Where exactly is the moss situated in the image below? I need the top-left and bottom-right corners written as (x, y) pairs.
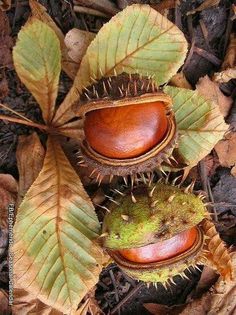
top-left (103, 183), bottom-right (206, 249)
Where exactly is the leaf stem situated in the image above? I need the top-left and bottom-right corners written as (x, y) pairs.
top-left (0, 114), bottom-right (49, 131)
top-left (0, 103), bottom-right (34, 123)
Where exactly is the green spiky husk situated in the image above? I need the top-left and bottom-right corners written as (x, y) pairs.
top-left (103, 183), bottom-right (206, 249)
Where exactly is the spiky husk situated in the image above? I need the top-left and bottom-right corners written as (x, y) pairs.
top-left (102, 183), bottom-right (206, 249)
top-left (198, 218), bottom-right (233, 281)
top-left (102, 183), bottom-right (233, 284)
top-left (107, 226), bottom-right (205, 283)
top-left (78, 73), bottom-right (177, 177)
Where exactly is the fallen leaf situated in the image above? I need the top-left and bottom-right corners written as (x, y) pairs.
top-left (222, 33), bottom-right (236, 70)
top-left (214, 33), bottom-right (236, 83)
top-left (144, 303), bottom-right (185, 315)
top-left (215, 131), bottom-right (236, 176)
top-left (16, 133), bottom-right (45, 206)
top-left (29, 0), bottom-right (79, 79)
top-left (214, 68), bottom-right (236, 83)
top-left (13, 136), bottom-right (107, 313)
top-left (77, 287), bottom-right (104, 315)
top-left (194, 266), bottom-right (218, 297)
top-left (53, 4), bottom-right (188, 126)
top-left (0, 11), bottom-right (13, 67)
top-left (151, 0), bottom-right (178, 15)
top-left (179, 250), bottom-right (236, 315)
top-left (170, 71), bottom-right (192, 89)
top-left (0, 289), bottom-right (11, 315)
top-left (0, 0), bottom-right (11, 11)
top-left (12, 288), bottom-right (63, 315)
top-left (164, 86), bottom-right (228, 169)
top-left (0, 174), bottom-right (18, 229)
top-left (13, 18), bottom-right (61, 124)
top-left (196, 75), bottom-right (233, 117)
top-left (64, 28), bottom-right (95, 64)
top-left (187, 0), bottom-right (220, 16)
top-left (74, 0), bottom-right (119, 16)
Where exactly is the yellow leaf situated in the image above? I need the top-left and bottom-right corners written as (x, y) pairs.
top-left (13, 137), bottom-right (105, 314)
top-left (29, 0), bottom-right (79, 80)
top-left (53, 4), bottom-right (187, 126)
top-left (13, 18), bottom-right (61, 124)
top-left (16, 133), bottom-right (45, 206)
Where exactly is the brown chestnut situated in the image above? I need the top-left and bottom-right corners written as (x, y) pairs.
top-left (84, 101), bottom-right (168, 159)
top-left (117, 227), bottom-right (198, 263)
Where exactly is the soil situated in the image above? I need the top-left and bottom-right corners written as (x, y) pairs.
top-left (0, 0), bottom-right (236, 314)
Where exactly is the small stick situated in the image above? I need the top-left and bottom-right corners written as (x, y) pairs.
top-left (193, 46), bottom-right (222, 66)
top-left (0, 115), bottom-right (49, 131)
top-left (109, 270), bottom-right (119, 303)
top-left (111, 282), bottom-right (144, 314)
top-left (74, 5), bottom-right (109, 18)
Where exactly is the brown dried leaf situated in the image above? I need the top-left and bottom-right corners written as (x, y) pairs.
top-left (64, 28), bottom-right (95, 64)
top-left (0, 289), bottom-right (11, 315)
top-left (222, 33), bottom-right (236, 70)
top-left (194, 266), bottom-right (218, 297)
top-left (29, 0), bottom-right (78, 79)
top-left (215, 131), bottom-right (236, 176)
top-left (74, 0), bottom-right (119, 16)
top-left (214, 68), bottom-right (236, 83)
top-left (12, 288), bottom-right (63, 315)
top-left (179, 251), bottom-right (236, 315)
top-left (169, 71), bottom-right (192, 89)
top-left (151, 0), bottom-right (178, 15)
top-left (16, 133), bottom-right (45, 206)
top-left (214, 33), bottom-right (236, 83)
top-left (0, 11), bottom-right (13, 67)
top-left (0, 0), bottom-right (11, 11)
top-left (0, 174), bottom-right (17, 229)
top-left (144, 303), bottom-right (184, 315)
top-left (187, 0), bottom-right (220, 16)
top-left (196, 75), bottom-right (233, 117)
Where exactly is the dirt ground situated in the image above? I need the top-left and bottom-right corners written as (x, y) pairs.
top-left (0, 0), bottom-right (236, 314)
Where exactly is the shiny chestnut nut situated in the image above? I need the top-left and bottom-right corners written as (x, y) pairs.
top-left (78, 73), bottom-right (177, 179)
top-left (101, 182), bottom-right (233, 285)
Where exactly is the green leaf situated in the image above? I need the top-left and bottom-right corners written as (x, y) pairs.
top-left (13, 137), bottom-right (106, 314)
top-left (164, 86), bottom-right (228, 168)
top-left (29, 0), bottom-right (79, 80)
top-left (13, 18), bottom-right (61, 124)
top-left (53, 4), bottom-right (188, 126)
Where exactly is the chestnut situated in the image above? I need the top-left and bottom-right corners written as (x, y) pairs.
top-left (101, 182), bottom-right (232, 285)
top-left (78, 73), bottom-right (177, 178)
top-left (117, 227), bottom-right (198, 263)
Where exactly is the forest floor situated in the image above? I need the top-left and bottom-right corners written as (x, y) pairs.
top-left (0, 0), bottom-right (236, 314)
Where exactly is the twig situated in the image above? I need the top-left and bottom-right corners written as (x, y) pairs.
top-left (0, 103), bottom-right (33, 123)
top-left (0, 114), bottom-right (49, 131)
top-left (199, 160), bottom-right (218, 221)
top-left (74, 5), bottom-right (109, 18)
top-left (193, 46), bottom-right (222, 66)
top-left (111, 282), bottom-right (144, 314)
top-left (109, 270), bottom-right (119, 303)
top-left (175, 0), bottom-right (182, 31)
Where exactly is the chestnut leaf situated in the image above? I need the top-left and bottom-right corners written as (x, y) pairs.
top-left (13, 137), bottom-right (106, 314)
top-left (53, 4), bottom-right (188, 126)
top-left (164, 86), bottom-right (228, 169)
top-left (13, 18), bottom-right (61, 124)
top-left (29, 0), bottom-right (79, 80)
